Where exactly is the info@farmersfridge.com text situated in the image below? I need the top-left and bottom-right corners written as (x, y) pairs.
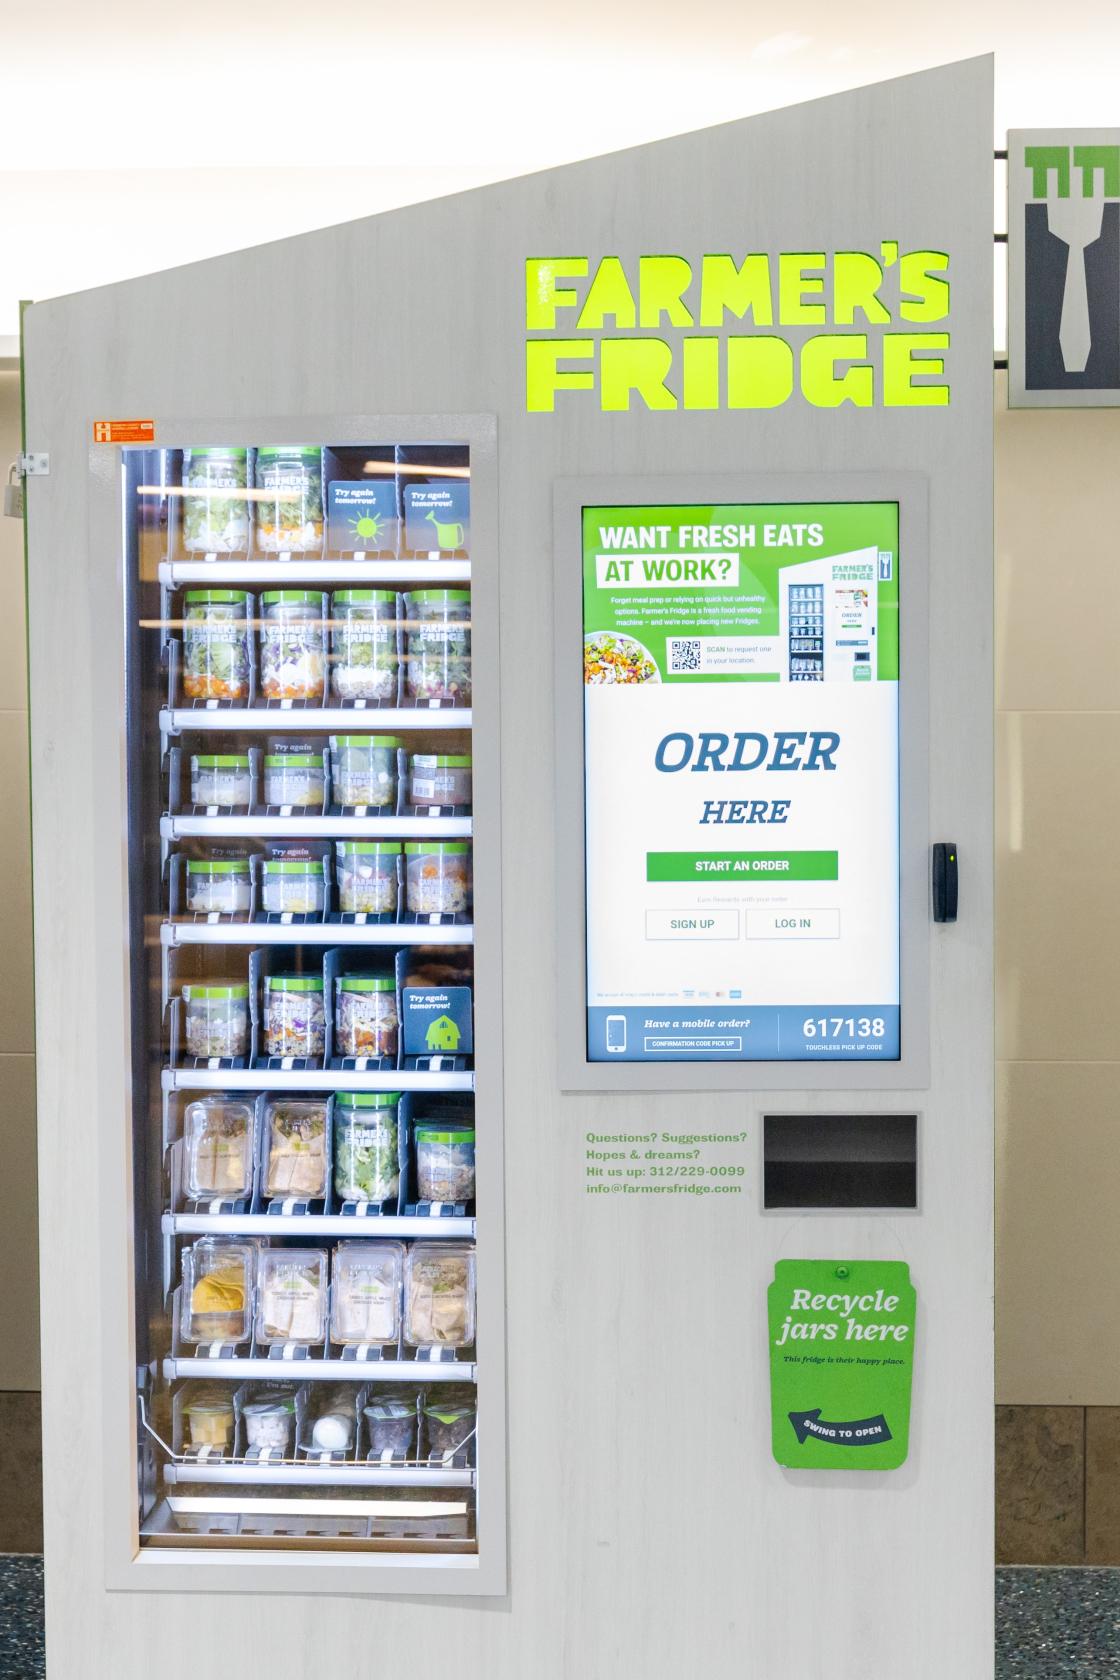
top-left (585, 1130), bottom-right (747, 1196)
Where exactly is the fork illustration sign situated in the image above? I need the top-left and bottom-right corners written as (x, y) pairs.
top-left (1009, 130), bottom-right (1120, 407)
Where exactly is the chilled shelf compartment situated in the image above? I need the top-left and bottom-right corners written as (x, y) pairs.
top-left (163, 815), bottom-right (471, 839)
top-left (161, 561), bottom-right (472, 587)
top-left (141, 1496), bottom-right (476, 1552)
top-left (163, 706), bottom-right (471, 733)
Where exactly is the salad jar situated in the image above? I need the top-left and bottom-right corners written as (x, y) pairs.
top-left (335, 841), bottom-right (400, 916)
top-left (415, 1127), bottom-right (476, 1205)
top-left (183, 982), bottom-right (249, 1061)
top-left (184, 1397), bottom-right (235, 1450)
top-left (329, 735), bottom-right (401, 809)
top-left (331, 1241), bottom-right (404, 1345)
top-left (264, 974), bottom-right (326, 1060)
top-left (182, 448), bottom-right (250, 554)
top-left (184, 1098), bottom-right (255, 1201)
top-left (335, 976), bottom-right (398, 1060)
top-left (242, 1400), bottom-right (295, 1454)
top-left (261, 858), bottom-right (326, 917)
top-left (331, 590), bottom-right (399, 703)
top-left (259, 591), bottom-right (326, 701)
top-left (405, 841), bottom-right (472, 917)
top-left (190, 754), bottom-right (251, 810)
top-left (185, 858), bottom-right (251, 916)
top-left (181, 589), bottom-right (251, 702)
top-left (410, 753), bottom-right (472, 810)
top-left (264, 1099), bottom-right (329, 1199)
top-left (404, 589), bottom-right (471, 705)
top-left (254, 446), bottom-right (324, 554)
top-left (333, 1093), bottom-right (400, 1204)
top-left (364, 1394), bottom-right (416, 1459)
top-left (256, 1248), bottom-right (328, 1346)
top-left (263, 752), bottom-right (325, 809)
top-left (181, 1238), bottom-right (254, 1344)
top-left (423, 1402), bottom-right (476, 1459)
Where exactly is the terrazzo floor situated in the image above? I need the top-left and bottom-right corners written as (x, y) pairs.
top-left (0, 1559), bottom-right (1117, 1677)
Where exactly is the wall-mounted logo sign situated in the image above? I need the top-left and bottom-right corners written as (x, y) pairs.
top-left (1008, 130), bottom-right (1120, 407)
top-left (768, 1258), bottom-right (916, 1470)
top-left (525, 250), bottom-right (951, 412)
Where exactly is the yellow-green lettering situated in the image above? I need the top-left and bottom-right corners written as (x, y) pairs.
top-left (637, 256), bottom-right (694, 328)
top-left (778, 254), bottom-right (826, 325)
top-left (577, 258), bottom-right (637, 329)
top-left (899, 252), bottom-right (950, 323)
top-left (525, 258), bottom-right (588, 329)
top-left (726, 336), bottom-right (794, 409)
top-left (525, 340), bottom-right (595, 412)
top-left (698, 255), bottom-right (773, 326)
top-left (833, 253), bottom-right (891, 325)
top-left (883, 332), bottom-right (950, 406)
top-left (801, 335), bottom-right (873, 407)
top-left (682, 337), bottom-right (720, 409)
top-left (600, 339), bottom-right (677, 411)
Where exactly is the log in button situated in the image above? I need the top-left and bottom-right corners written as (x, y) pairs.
top-left (746, 909), bottom-right (841, 940)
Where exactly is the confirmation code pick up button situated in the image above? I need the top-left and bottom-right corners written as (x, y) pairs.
top-left (646, 851), bottom-right (839, 882)
top-left (645, 909), bottom-right (740, 940)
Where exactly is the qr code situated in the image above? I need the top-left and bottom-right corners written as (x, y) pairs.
top-left (668, 637), bottom-right (703, 673)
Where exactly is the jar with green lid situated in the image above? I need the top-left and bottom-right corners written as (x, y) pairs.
top-left (182, 448), bottom-right (249, 553)
top-left (182, 589), bottom-right (251, 702)
top-left (404, 589), bottom-right (471, 705)
top-left (264, 974), bottom-right (326, 1060)
top-left (185, 857), bottom-right (251, 916)
top-left (415, 1128), bottom-right (476, 1204)
top-left (331, 590), bottom-right (399, 703)
top-left (423, 1402), bottom-right (476, 1459)
top-left (182, 982), bottom-right (249, 1061)
top-left (335, 841), bottom-right (400, 916)
top-left (261, 857), bottom-right (326, 917)
top-left (259, 591), bottom-right (326, 701)
top-left (363, 1393), bottom-right (416, 1459)
top-left (254, 446), bottom-right (324, 553)
top-left (190, 754), bottom-right (251, 810)
top-left (335, 975), bottom-right (398, 1060)
top-left (405, 841), bottom-right (471, 917)
top-left (263, 752), bottom-right (325, 809)
top-left (333, 1092), bottom-right (400, 1203)
top-left (410, 753), bottom-right (472, 810)
top-left (329, 735), bottom-right (401, 809)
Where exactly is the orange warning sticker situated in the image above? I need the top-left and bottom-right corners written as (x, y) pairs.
top-left (92, 419), bottom-right (155, 444)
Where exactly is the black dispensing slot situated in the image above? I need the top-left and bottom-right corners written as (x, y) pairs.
top-left (763, 1114), bottom-right (917, 1210)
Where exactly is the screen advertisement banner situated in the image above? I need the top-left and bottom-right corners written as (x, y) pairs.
top-left (582, 501), bottom-right (900, 1063)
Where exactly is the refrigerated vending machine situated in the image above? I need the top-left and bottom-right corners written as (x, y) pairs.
top-left (22, 55), bottom-right (994, 1680)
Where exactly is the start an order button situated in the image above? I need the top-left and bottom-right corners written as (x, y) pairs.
top-left (646, 909), bottom-right (741, 940)
top-left (746, 909), bottom-right (841, 940)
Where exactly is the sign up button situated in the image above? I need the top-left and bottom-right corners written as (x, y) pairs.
top-left (746, 909), bottom-right (841, 940)
top-left (646, 909), bottom-right (740, 940)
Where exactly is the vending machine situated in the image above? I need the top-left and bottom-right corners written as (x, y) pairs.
top-left (21, 54), bottom-right (994, 1680)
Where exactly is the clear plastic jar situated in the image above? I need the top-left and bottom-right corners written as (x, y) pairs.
top-left (261, 859), bottom-right (326, 917)
top-left (333, 1093), bottom-right (400, 1203)
top-left (259, 591), bottom-right (326, 701)
top-left (415, 1128), bottom-right (476, 1204)
top-left (182, 448), bottom-right (250, 554)
top-left (263, 753), bottom-right (325, 809)
top-left (256, 1248), bottom-right (328, 1346)
top-left (404, 589), bottom-right (471, 705)
top-left (335, 841), bottom-right (400, 915)
top-left (184, 1398), bottom-right (235, 1449)
top-left (331, 590), bottom-right (399, 703)
top-left (405, 841), bottom-right (471, 916)
top-left (404, 1242), bottom-right (475, 1347)
top-left (423, 1403), bottom-right (476, 1459)
top-left (410, 754), bottom-right (472, 809)
top-left (185, 859), bottom-right (252, 916)
top-left (264, 974), bottom-right (326, 1059)
top-left (182, 590), bottom-right (251, 701)
top-left (183, 982), bottom-right (249, 1060)
top-left (331, 1241), bottom-right (404, 1344)
top-left (254, 446), bottom-right (324, 554)
top-left (184, 1098), bottom-right (255, 1200)
top-left (329, 735), bottom-right (401, 809)
top-left (264, 1100), bottom-right (329, 1199)
top-left (180, 1237), bottom-right (254, 1344)
top-left (190, 754), bottom-right (251, 810)
top-left (243, 1400), bottom-right (295, 1453)
top-left (364, 1396), bottom-right (415, 1459)
top-left (335, 976), bottom-right (398, 1060)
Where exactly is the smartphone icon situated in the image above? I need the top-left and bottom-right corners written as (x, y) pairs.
top-left (605, 1014), bottom-right (627, 1054)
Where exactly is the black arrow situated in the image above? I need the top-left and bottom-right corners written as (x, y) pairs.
top-left (789, 1409), bottom-right (892, 1446)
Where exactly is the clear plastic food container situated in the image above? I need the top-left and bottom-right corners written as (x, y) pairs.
top-left (330, 1240), bottom-right (404, 1346)
top-left (415, 1127), bottom-right (476, 1204)
top-left (183, 982), bottom-right (249, 1061)
top-left (333, 1091), bottom-right (400, 1203)
top-left (182, 448), bottom-right (250, 554)
top-left (424, 1402), bottom-right (476, 1459)
top-left (256, 1248), bottom-right (328, 1346)
top-left (183, 1098), bottom-right (255, 1200)
top-left (329, 735), bottom-right (401, 809)
top-left (264, 1099), bottom-right (329, 1199)
top-left (254, 446), bottom-right (324, 554)
top-left (259, 591), bottom-right (326, 701)
top-left (405, 841), bottom-right (472, 916)
top-left (182, 589), bottom-right (251, 701)
top-left (331, 590), bottom-right (399, 703)
top-left (364, 1395), bottom-right (416, 1459)
top-left (335, 841), bottom-right (400, 915)
top-left (263, 974), bottom-right (326, 1060)
top-left (180, 1238), bottom-right (254, 1344)
top-left (404, 589), bottom-right (471, 705)
top-left (190, 754), bottom-right (252, 810)
top-left (261, 858), bottom-right (326, 916)
top-left (335, 977), bottom-right (398, 1060)
top-left (263, 753), bottom-right (325, 809)
top-left (185, 859), bottom-right (252, 916)
top-left (404, 1241), bottom-right (476, 1348)
top-left (410, 753), bottom-right (472, 809)
top-left (184, 1397), bottom-right (236, 1450)
top-left (242, 1399), bottom-right (296, 1453)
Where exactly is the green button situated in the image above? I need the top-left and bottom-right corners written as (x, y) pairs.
top-left (646, 851), bottom-right (838, 881)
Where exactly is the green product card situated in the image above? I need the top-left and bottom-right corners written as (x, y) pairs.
top-left (768, 1258), bottom-right (916, 1471)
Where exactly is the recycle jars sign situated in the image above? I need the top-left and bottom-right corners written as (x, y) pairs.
top-left (768, 1258), bottom-right (916, 1470)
